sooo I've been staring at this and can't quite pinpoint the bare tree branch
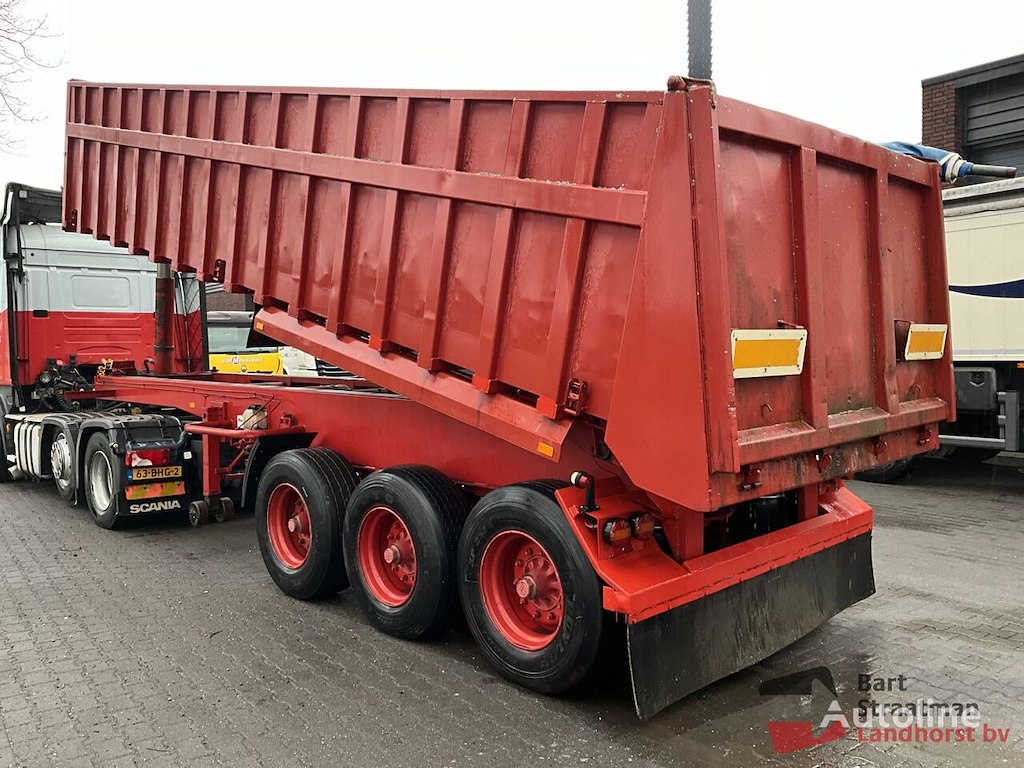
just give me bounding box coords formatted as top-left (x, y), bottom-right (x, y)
top-left (0, 0), bottom-right (61, 148)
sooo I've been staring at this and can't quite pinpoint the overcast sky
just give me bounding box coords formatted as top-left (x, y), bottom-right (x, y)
top-left (5, 0), bottom-right (1024, 190)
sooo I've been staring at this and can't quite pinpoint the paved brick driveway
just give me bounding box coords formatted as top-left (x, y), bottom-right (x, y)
top-left (0, 458), bottom-right (1021, 767)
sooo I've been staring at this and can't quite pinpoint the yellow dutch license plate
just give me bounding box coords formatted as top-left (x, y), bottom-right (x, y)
top-left (125, 481), bottom-right (186, 500)
top-left (129, 465), bottom-right (182, 481)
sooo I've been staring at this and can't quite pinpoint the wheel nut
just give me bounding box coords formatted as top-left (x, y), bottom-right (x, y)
top-left (383, 544), bottom-right (402, 565)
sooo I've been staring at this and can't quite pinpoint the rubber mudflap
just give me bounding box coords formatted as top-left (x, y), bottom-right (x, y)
top-left (627, 532), bottom-right (875, 719)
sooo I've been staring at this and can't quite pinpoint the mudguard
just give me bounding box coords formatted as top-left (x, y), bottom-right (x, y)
top-left (627, 532), bottom-right (875, 719)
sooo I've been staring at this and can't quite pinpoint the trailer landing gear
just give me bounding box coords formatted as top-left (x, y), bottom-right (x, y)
top-left (214, 497), bottom-right (235, 522)
top-left (188, 497), bottom-right (234, 527)
top-left (188, 500), bottom-right (211, 527)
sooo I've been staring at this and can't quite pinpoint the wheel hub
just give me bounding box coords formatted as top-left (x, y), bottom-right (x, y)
top-left (356, 506), bottom-right (417, 607)
top-left (479, 530), bottom-right (565, 651)
top-left (382, 544), bottom-right (402, 565)
top-left (50, 435), bottom-right (72, 485)
top-left (266, 483), bottom-right (312, 569)
top-left (514, 575), bottom-right (537, 600)
top-left (88, 449), bottom-right (114, 511)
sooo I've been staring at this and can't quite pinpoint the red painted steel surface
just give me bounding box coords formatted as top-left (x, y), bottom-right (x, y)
top-left (84, 373), bottom-right (611, 492)
top-left (83, 370), bottom-right (868, 622)
top-left (0, 309), bottom-right (201, 385)
top-left (479, 530), bottom-right (565, 650)
top-left (63, 79), bottom-right (954, 514)
top-left (555, 482), bottom-right (872, 623)
top-left (266, 482), bottom-right (312, 569)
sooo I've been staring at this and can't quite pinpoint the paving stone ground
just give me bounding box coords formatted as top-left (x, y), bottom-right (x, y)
top-left (0, 457), bottom-right (1021, 767)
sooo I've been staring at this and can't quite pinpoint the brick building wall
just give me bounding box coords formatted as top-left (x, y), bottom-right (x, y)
top-left (921, 80), bottom-right (960, 153)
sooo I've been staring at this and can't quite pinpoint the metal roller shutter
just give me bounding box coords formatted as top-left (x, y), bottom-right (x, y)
top-left (963, 75), bottom-right (1024, 168)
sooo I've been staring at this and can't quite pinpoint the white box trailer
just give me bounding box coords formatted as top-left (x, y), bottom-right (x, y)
top-left (942, 177), bottom-right (1024, 455)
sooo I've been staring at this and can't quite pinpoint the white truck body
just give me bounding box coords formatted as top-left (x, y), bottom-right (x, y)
top-left (945, 177), bottom-right (1024, 361)
top-left (942, 177), bottom-right (1024, 453)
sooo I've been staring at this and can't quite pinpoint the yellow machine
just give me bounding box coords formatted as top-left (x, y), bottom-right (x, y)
top-left (207, 311), bottom-right (284, 375)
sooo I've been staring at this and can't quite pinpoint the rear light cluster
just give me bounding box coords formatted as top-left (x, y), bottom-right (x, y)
top-left (569, 472), bottom-right (657, 547)
top-left (602, 512), bottom-right (656, 546)
top-left (125, 448), bottom-right (170, 467)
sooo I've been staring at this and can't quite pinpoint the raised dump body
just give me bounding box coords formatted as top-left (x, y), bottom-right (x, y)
top-left (62, 79), bottom-right (954, 513)
top-left (62, 78), bottom-right (955, 717)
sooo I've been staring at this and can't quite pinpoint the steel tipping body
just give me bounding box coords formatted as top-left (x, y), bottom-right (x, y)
top-left (61, 78), bottom-right (953, 716)
top-left (62, 79), bottom-right (954, 517)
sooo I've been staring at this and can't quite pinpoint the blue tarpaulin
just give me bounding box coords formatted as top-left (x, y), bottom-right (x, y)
top-left (881, 142), bottom-right (973, 182)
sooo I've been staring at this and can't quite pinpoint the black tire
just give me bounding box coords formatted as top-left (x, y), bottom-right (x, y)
top-left (82, 432), bottom-right (126, 529)
top-left (189, 499), bottom-right (211, 527)
top-left (343, 465), bottom-right (468, 640)
top-left (458, 481), bottom-right (603, 695)
top-left (255, 447), bottom-right (357, 600)
top-left (50, 427), bottom-right (76, 502)
top-left (213, 497), bottom-right (236, 522)
top-left (855, 456), bottom-right (920, 484)
top-left (945, 447), bottom-right (1001, 465)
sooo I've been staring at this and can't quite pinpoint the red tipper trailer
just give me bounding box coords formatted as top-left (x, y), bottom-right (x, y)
top-left (59, 77), bottom-right (954, 717)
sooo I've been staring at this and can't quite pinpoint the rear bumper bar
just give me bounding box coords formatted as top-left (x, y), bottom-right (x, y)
top-left (628, 531), bottom-right (874, 718)
top-left (557, 485), bottom-right (873, 623)
top-left (555, 485), bottom-right (875, 717)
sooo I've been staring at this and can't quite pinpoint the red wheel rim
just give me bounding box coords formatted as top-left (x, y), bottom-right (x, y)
top-left (356, 506), bottom-right (417, 607)
top-left (479, 530), bottom-right (564, 651)
top-left (267, 483), bottom-right (312, 569)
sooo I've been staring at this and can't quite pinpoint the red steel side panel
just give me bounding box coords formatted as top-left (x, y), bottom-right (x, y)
top-left (86, 374), bottom-right (611, 492)
top-left (63, 80), bottom-right (953, 512)
top-left (63, 81), bottom-right (660, 462)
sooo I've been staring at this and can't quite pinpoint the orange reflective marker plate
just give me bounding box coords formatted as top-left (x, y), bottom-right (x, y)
top-left (903, 323), bottom-right (947, 361)
top-left (731, 329), bottom-right (808, 379)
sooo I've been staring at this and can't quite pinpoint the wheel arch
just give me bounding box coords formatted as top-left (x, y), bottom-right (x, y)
top-left (20, 412), bottom-right (93, 489)
top-left (70, 415), bottom-right (124, 504)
